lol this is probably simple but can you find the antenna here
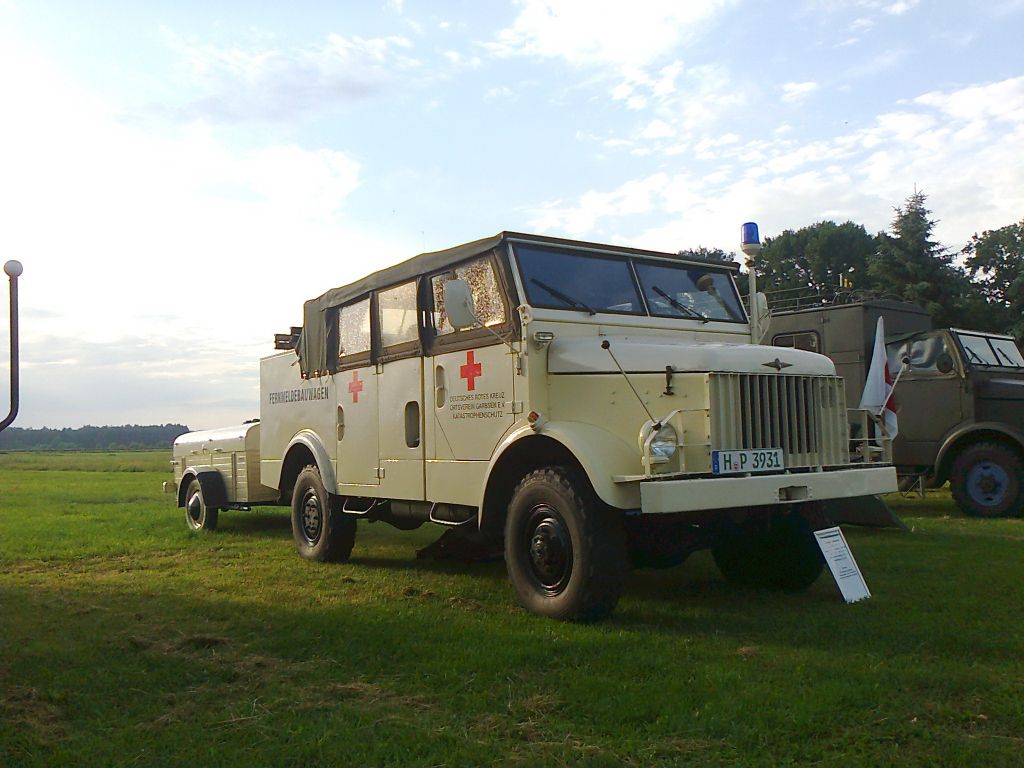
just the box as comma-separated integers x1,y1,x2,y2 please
601,340,658,426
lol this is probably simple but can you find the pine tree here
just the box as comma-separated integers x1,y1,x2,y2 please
866,191,971,327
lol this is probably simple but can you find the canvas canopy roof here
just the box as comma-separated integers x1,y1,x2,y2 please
296,231,740,377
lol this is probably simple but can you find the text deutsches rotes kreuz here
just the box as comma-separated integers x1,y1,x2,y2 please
448,391,506,419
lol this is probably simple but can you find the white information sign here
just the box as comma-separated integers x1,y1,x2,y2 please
814,526,871,603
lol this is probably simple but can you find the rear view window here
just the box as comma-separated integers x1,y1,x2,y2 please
773,332,820,353
378,281,418,348
338,298,371,359
431,257,506,335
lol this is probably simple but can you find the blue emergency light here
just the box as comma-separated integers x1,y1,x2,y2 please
740,222,761,257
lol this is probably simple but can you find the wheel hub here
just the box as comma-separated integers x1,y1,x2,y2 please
301,491,323,543
186,493,203,525
967,461,1009,507
526,506,572,594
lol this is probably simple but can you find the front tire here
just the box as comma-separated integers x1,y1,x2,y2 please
712,507,824,590
504,467,628,622
950,442,1024,518
291,466,357,562
184,478,218,531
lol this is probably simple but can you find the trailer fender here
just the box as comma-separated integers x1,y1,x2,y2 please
282,430,337,494
177,467,228,509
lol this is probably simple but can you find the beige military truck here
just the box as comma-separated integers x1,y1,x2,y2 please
170,231,896,620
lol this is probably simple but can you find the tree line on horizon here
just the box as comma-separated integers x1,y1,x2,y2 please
0,423,189,452
686,191,1024,343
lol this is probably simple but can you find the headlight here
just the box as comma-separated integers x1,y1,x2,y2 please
650,424,678,460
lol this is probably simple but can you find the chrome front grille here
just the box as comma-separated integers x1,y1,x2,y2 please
709,373,849,468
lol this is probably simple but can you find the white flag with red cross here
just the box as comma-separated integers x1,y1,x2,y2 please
859,316,898,438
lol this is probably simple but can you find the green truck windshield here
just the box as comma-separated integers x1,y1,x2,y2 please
956,332,1024,368
513,244,745,323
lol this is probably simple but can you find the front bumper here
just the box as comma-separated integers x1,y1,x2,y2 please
639,466,897,514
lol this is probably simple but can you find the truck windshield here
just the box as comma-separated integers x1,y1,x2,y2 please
515,245,644,315
513,244,744,322
955,332,1024,368
633,261,745,322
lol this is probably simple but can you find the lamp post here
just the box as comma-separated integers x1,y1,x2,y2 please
1,260,22,434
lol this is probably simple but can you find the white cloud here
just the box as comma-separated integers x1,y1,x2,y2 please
526,77,1024,254
0,40,414,429
781,81,820,104
161,29,421,121
488,0,735,68
641,119,676,140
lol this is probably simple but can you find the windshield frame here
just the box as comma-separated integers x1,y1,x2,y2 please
509,240,748,325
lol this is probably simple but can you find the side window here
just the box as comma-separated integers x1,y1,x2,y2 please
430,257,506,336
887,333,953,375
378,281,419,349
773,331,820,354
338,297,371,362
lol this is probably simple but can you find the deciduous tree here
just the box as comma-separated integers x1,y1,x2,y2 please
963,220,1024,342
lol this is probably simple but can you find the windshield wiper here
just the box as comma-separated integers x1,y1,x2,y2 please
651,285,708,323
995,346,1022,367
964,346,988,365
530,278,596,315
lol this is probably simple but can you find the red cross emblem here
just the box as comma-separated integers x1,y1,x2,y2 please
348,370,364,403
460,350,483,391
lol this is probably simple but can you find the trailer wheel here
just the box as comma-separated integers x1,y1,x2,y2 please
184,478,218,531
950,442,1023,518
291,466,356,562
712,508,824,590
504,467,628,622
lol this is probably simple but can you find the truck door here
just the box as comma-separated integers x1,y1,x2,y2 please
335,297,380,489
885,331,963,465
424,255,519,505
375,281,426,500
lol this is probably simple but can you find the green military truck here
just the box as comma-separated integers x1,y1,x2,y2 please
767,298,1024,517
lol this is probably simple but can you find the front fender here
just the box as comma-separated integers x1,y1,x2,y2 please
936,421,1024,476
481,421,642,512
286,429,337,492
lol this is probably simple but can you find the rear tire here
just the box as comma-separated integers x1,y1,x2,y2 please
625,516,695,570
504,467,628,622
950,442,1023,518
184,478,218,531
291,466,356,562
712,508,824,590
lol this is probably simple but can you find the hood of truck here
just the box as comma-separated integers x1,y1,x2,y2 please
547,336,836,376
976,376,1024,427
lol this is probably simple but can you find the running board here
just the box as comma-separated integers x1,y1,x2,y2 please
428,503,477,527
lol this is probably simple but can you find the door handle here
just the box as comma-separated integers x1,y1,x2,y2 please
434,365,447,408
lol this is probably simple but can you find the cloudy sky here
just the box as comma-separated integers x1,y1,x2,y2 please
1,0,1021,430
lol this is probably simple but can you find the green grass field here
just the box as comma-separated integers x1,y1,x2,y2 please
2,451,1023,767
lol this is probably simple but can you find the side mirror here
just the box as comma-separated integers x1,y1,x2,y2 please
443,279,478,331
936,353,954,374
